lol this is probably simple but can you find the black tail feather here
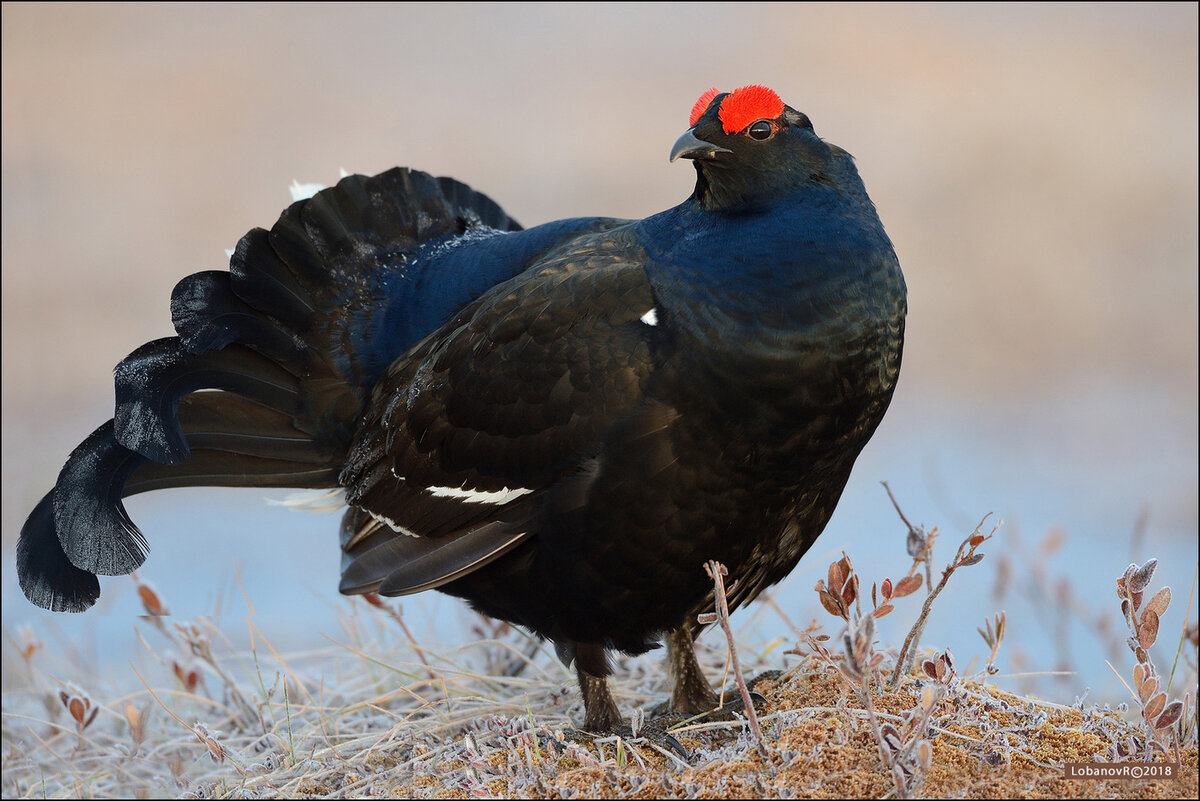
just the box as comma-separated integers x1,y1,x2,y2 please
17,493,101,613
172,392,328,462
53,421,149,577
267,208,333,285
171,271,307,367
125,451,339,494
113,339,303,464
229,227,317,328
19,167,524,612
22,403,342,611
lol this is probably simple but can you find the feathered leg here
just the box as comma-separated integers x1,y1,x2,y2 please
578,669,624,732
665,627,720,714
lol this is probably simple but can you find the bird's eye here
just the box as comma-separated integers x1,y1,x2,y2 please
747,120,775,140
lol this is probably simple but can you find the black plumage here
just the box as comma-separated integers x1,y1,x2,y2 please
18,85,906,733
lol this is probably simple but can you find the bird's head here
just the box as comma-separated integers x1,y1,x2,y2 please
672,85,854,212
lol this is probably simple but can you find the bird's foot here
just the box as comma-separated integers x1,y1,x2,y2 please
650,690,769,725
562,719,690,760
651,669,778,723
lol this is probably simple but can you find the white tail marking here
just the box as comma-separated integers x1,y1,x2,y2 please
266,488,346,513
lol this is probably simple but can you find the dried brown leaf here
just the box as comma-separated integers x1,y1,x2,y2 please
894,575,923,597
828,561,845,593
916,740,934,771
961,553,985,567
872,603,895,619
173,661,201,693
818,590,844,618
1133,663,1148,690
881,577,893,600
922,660,938,680
1129,559,1157,593
1143,586,1171,620
1155,700,1184,730
880,723,902,753
136,582,167,616
67,697,87,725
969,534,985,547
841,575,857,607
1144,692,1166,721
1138,675,1159,703
1138,609,1159,650
125,703,145,743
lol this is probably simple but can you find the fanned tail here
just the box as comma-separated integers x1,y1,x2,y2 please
18,168,521,611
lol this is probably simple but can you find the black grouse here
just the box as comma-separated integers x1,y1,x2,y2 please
18,85,906,735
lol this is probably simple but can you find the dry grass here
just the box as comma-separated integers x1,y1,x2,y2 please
3,517,1197,799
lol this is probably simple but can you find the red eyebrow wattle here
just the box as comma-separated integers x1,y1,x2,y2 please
718,85,784,134
689,88,721,126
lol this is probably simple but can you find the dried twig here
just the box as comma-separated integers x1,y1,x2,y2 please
701,560,767,754
975,611,1008,677
800,617,938,798
889,515,998,690
883,481,935,591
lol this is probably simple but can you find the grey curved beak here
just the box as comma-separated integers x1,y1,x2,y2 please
670,129,732,162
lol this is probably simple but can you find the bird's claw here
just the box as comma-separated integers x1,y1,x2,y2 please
562,721,690,760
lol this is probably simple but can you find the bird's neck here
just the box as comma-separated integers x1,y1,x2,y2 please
638,196,905,442
639,196,899,351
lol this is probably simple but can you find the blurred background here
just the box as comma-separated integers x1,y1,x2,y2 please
3,3,1196,703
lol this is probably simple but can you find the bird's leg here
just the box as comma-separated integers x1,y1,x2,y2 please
578,668,623,732
665,626,720,714
655,626,771,721
565,650,688,758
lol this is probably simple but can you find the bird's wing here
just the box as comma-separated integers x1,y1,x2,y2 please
338,226,659,595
